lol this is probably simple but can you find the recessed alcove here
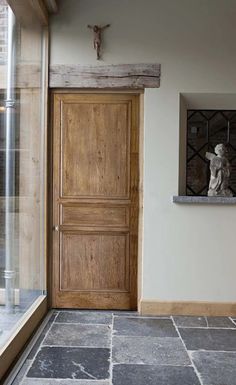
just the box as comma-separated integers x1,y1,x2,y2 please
178,93,236,201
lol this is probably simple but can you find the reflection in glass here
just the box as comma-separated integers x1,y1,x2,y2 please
0,0,46,347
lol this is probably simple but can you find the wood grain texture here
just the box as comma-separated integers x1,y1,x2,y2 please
60,232,129,291
140,300,236,317
61,98,130,198
50,63,161,89
52,93,139,310
61,204,129,227
19,89,42,290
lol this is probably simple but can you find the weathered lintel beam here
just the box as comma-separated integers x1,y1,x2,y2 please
50,63,161,89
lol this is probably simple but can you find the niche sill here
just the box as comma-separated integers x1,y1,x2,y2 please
173,196,236,204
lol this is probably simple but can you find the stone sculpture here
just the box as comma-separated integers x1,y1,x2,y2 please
87,24,110,60
205,143,233,197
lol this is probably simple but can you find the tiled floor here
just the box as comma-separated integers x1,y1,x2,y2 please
11,311,236,385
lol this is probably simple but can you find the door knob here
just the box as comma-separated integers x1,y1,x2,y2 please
53,225,59,231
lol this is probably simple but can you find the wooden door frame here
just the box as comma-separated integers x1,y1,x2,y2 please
48,89,144,311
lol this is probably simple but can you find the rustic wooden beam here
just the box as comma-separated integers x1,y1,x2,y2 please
50,63,161,89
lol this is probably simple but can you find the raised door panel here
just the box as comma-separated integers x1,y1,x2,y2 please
60,232,129,291
61,101,130,198
61,204,129,228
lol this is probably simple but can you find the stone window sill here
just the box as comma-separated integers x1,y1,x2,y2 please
173,196,236,204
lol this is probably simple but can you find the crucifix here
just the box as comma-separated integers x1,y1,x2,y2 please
87,24,110,60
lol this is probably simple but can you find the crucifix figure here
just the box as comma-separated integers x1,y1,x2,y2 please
87,24,110,60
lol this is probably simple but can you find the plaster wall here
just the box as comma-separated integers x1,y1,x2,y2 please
50,0,236,302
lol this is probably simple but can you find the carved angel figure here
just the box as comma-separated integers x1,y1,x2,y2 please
205,144,233,197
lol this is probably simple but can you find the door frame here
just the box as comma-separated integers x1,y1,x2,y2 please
48,89,144,311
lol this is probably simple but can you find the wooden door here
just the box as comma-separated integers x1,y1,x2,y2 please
52,93,139,309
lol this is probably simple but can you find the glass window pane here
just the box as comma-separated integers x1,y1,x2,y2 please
0,0,46,347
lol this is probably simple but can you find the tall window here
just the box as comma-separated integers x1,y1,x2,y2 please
187,110,236,196
0,0,46,348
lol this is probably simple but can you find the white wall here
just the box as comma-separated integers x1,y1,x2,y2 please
50,0,236,303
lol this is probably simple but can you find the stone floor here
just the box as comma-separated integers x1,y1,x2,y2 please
10,311,236,385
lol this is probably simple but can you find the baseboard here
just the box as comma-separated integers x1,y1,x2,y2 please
0,288,19,305
140,300,236,317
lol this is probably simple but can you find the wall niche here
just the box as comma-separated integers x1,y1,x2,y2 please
178,93,236,199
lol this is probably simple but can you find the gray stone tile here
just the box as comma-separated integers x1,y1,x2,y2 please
192,350,236,385
173,316,207,328
43,323,111,347
179,327,236,351
113,317,177,337
112,364,201,385
112,336,191,365
56,311,112,325
207,316,236,328
11,360,33,385
22,380,110,385
27,347,110,379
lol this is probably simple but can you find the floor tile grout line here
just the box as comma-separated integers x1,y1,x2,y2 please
19,312,60,385
41,344,111,348
188,349,236,354
175,326,236,330
53,311,60,322
229,317,236,326
112,315,170,319
111,362,193,367
171,316,204,385
53,321,113,326
112,334,181,339
20,378,111,383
